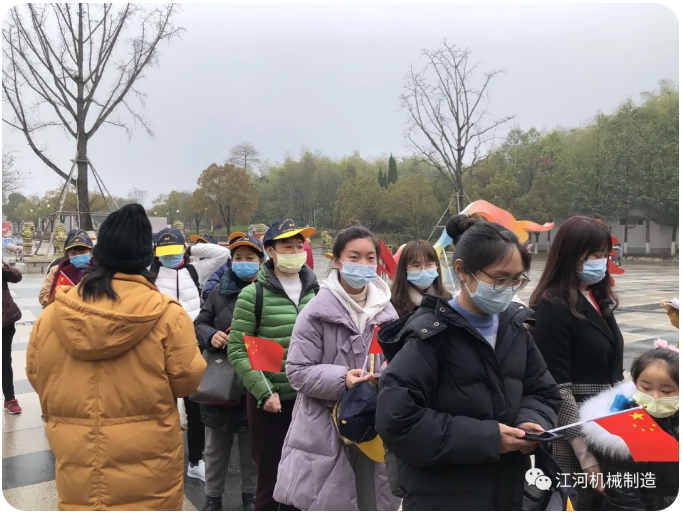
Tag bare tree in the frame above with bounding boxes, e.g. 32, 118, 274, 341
2, 146, 23, 202
2, 4, 183, 229
401, 41, 513, 204
127, 187, 147, 206
227, 142, 261, 173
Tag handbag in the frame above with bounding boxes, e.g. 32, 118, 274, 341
189, 347, 244, 406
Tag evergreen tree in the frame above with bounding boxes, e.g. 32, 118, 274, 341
378, 167, 386, 188
388, 153, 398, 184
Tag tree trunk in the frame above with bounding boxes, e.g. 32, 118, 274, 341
623, 223, 629, 255
75, 6, 93, 231
534, 232, 540, 254
76, 136, 93, 230
672, 224, 678, 257
645, 218, 651, 255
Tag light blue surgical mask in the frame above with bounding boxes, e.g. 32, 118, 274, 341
70, 254, 91, 269
407, 268, 439, 290
465, 275, 515, 315
159, 254, 184, 269
232, 261, 260, 281
577, 258, 607, 285
340, 262, 377, 289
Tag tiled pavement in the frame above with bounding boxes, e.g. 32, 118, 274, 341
2, 255, 679, 510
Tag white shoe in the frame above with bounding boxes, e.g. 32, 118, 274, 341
187, 460, 205, 482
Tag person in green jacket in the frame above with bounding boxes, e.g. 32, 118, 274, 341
228, 218, 319, 511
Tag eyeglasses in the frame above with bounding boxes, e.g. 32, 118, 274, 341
407, 262, 438, 272
477, 270, 530, 292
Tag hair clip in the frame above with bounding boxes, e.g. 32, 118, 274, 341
654, 338, 679, 353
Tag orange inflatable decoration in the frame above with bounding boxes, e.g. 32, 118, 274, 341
461, 200, 554, 244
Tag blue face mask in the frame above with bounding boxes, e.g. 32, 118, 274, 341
465, 275, 515, 315
407, 268, 439, 290
70, 254, 91, 269
159, 254, 184, 269
232, 261, 260, 281
340, 262, 377, 289
577, 258, 607, 285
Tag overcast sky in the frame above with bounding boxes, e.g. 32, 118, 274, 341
2, 2, 678, 205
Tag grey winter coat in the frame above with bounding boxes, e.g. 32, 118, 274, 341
273, 283, 401, 511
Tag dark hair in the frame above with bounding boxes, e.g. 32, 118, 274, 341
391, 240, 452, 317
631, 348, 679, 385
78, 264, 158, 302
529, 216, 617, 318
446, 214, 531, 278
265, 234, 305, 250
332, 221, 381, 259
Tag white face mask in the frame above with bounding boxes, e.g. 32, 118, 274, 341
632, 391, 680, 418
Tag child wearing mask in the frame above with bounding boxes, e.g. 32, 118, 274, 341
581, 345, 679, 510
228, 219, 319, 511
39, 230, 94, 307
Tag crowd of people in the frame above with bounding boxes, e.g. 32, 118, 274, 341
2, 203, 678, 511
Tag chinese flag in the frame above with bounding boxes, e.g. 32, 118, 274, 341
595, 408, 679, 462
55, 272, 75, 288
244, 336, 284, 373
378, 240, 397, 279
369, 326, 382, 354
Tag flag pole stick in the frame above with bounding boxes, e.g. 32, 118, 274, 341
361, 354, 369, 374
547, 406, 641, 435
261, 371, 281, 413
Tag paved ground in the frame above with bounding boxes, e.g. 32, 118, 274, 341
2, 251, 678, 510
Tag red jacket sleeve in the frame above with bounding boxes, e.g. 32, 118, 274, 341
304, 241, 314, 269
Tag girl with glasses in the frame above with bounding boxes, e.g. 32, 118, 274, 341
391, 240, 453, 318
375, 214, 560, 511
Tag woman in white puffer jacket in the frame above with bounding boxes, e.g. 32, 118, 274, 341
154, 228, 230, 321
153, 227, 230, 482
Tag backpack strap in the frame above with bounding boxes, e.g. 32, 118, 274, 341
186, 264, 201, 296
254, 281, 264, 336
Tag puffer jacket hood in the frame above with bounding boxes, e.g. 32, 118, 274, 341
378, 294, 534, 364
581, 381, 637, 460
52, 274, 171, 361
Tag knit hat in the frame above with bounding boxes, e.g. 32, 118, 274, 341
92, 204, 154, 274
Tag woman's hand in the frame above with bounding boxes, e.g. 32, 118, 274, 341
211, 331, 229, 349
499, 423, 537, 454
345, 369, 370, 389
263, 392, 281, 413
584, 464, 605, 494
368, 373, 380, 386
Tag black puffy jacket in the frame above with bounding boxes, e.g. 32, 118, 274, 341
194, 270, 250, 432
376, 295, 561, 511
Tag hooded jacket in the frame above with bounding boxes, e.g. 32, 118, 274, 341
273, 274, 401, 511
580, 382, 679, 511
228, 260, 319, 406
375, 295, 561, 511
26, 274, 206, 511
154, 243, 230, 320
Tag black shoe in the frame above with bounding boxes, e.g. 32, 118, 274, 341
242, 493, 255, 511
203, 496, 222, 511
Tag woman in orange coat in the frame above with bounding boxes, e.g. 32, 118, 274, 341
27, 204, 206, 511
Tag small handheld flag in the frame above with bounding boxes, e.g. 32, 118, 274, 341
594, 408, 679, 462
369, 326, 382, 355
55, 271, 75, 288
244, 336, 284, 373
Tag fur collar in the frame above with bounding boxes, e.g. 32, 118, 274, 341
580, 382, 636, 460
